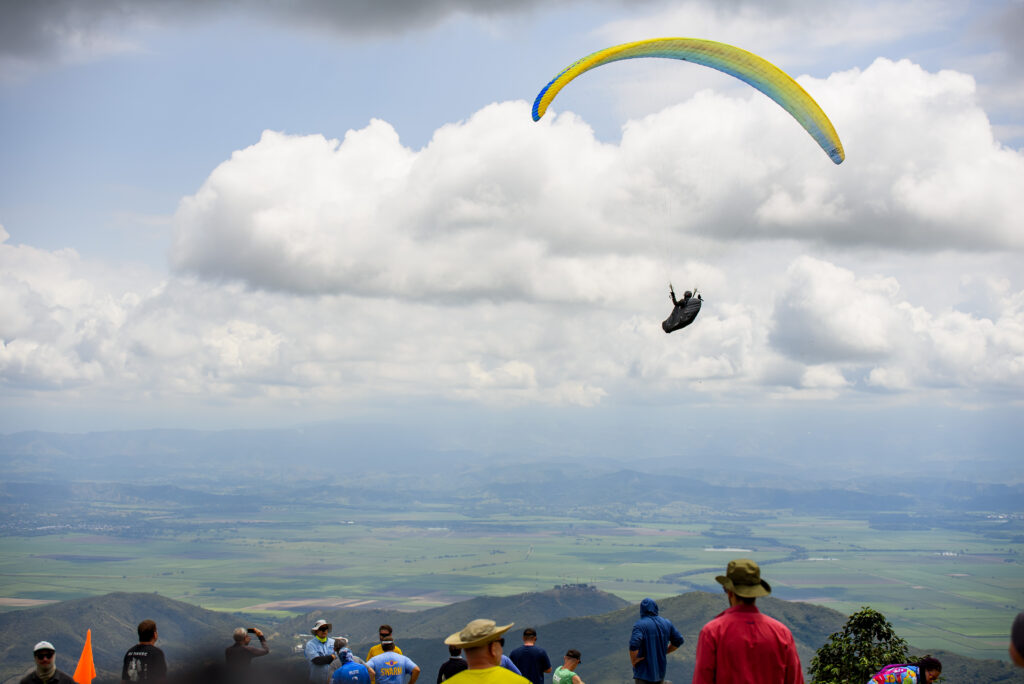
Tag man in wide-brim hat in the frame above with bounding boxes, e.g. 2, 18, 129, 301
693, 559, 804, 684
443, 620, 528, 684
305, 619, 337, 683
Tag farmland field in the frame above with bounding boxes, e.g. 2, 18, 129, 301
1, 501, 1020, 661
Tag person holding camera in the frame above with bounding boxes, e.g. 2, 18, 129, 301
225, 627, 269, 672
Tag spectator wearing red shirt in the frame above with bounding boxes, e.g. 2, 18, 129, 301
692, 559, 803, 684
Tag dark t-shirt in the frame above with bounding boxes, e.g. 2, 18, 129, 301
436, 657, 469, 684
508, 645, 551, 684
121, 643, 167, 682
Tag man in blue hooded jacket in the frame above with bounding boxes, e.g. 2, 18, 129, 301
628, 598, 684, 684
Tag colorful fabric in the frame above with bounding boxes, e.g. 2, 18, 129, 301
869, 665, 920, 684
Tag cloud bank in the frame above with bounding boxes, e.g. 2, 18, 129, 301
2, 57, 1022, 416
171, 58, 1023, 299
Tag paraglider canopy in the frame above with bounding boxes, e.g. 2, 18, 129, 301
533, 37, 845, 164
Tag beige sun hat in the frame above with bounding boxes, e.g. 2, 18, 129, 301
444, 619, 514, 648
311, 619, 333, 634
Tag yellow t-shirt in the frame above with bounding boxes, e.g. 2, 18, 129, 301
366, 644, 403, 661
446, 667, 530, 684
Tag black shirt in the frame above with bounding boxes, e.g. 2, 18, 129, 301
121, 643, 167, 683
437, 657, 468, 683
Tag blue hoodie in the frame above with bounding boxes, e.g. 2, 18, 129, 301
629, 598, 684, 682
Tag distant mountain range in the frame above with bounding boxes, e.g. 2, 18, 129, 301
2, 589, 1021, 684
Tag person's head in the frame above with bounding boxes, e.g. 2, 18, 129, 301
444, 619, 514, 670
716, 559, 770, 605
1012, 612, 1024, 668
448, 645, 463, 658
334, 637, 349, 653
311, 619, 332, 640
378, 625, 393, 641
381, 640, 396, 652
33, 641, 56, 669
233, 627, 248, 644
563, 649, 581, 671
522, 628, 537, 644
683, 291, 692, 299
916, 655, 941, 683
138, 619, 158, 643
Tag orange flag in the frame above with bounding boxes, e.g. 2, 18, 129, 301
73, 628, 97, 684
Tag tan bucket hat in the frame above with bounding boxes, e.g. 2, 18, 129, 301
444, 619, 514, 648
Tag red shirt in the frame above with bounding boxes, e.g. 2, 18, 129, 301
692, 604, 804, 684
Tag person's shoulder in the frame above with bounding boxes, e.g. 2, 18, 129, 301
759, 610, 795, 631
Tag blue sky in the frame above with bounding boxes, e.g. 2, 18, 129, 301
1, 1, 1022, 469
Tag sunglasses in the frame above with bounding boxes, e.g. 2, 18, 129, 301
35, 652, 55, 660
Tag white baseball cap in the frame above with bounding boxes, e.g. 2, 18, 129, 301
34, 641, 55, 653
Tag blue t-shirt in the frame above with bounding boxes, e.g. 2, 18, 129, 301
508, 645, 551, 684
367, 652, 419, 684
333, 661, 372, 684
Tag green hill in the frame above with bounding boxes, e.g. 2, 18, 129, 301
278, 584, 630, 647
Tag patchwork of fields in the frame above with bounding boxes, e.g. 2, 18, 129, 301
1, 504, 1020, 661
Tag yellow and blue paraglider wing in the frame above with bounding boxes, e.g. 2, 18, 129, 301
532, 37, 844, 164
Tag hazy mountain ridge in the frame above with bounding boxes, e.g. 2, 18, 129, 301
3, 590, 1022, 684
3, 423, 1021, 489
4, 431, 1023, 519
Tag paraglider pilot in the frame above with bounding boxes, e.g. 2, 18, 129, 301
662, 284, 702, 333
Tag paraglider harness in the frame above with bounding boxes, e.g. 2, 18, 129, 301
662, 284, 702, 333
